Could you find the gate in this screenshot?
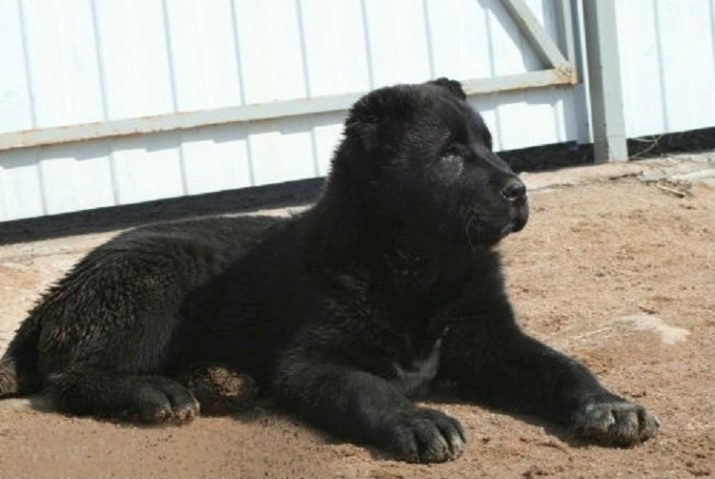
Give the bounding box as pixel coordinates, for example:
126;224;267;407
1;0;713;223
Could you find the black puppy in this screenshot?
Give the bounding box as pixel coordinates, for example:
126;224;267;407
0;79;658;463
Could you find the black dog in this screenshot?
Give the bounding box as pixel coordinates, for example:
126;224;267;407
0;79;658;462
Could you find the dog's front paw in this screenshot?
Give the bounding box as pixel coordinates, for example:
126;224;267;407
383;407;467;463
572;398;660;447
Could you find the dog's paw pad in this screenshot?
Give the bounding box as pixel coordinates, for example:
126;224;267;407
573;400;659;447
131;378;199;424
386;408;467;463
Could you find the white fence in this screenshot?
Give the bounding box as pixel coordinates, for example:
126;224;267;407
0;0;713;223
616;0;715;138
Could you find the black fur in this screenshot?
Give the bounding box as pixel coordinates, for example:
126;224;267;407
0;79;658;462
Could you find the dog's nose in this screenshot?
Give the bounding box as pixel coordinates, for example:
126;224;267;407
501;179;526;202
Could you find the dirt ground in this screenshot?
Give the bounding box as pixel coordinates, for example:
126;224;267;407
0;159;713;478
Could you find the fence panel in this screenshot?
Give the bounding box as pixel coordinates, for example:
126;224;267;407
3;0;712;223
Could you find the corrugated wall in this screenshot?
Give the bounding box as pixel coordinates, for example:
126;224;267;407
0;0;713;223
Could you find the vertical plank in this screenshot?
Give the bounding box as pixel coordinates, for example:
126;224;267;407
110;133;185;205
299;0;369;177
614;0;665;137
233;0;307;104
362;0;431;86
484;0;549;150
179;125;253;195
21;0;104;128
467;94;503;151
92;0;183;204
536;0;570;144
162;0;248;195
38;156;79;215
248;118;315;186
0;149;44;220
74;142;116;210
654;0;715;133
36;141;116;215
490;88;564;150
0;0;33;133
163;0;243;111
233;0;316;185
423;0;492;80
93;0;174;119
299;0;371;96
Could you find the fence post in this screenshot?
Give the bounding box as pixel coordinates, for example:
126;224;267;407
582;0;628;163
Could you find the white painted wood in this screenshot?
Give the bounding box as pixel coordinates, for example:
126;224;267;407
231;0;316;187
616;0;715;137
163;0;243;111
503;0;569;70
485;0;563;150
73;143;116;210
38;155;81;215
299;0;371;96
0;140;116;222
361;0;432;86
233;0;307;103
0;0;33;133
162;0;249;196
34;140;116;215
21;0;104;128
248;117;316;185
1;0;714;222
109;133;185;205
485;0;542;76
423;0;492;82
179;125;253;195
614;0;665;138
0;149;44;220
490;87;563;150
92;0;174;119
653;0;715;133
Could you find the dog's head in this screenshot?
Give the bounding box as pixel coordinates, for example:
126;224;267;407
334;78;528;249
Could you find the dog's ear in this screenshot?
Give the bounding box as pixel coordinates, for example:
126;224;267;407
345;86;416;150
427;77;466;100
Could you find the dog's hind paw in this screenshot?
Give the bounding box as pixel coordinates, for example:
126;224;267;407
176;364;258;415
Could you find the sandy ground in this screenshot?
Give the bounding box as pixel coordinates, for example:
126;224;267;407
0;156;713;478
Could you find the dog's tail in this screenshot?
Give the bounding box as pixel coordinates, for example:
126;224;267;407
0;312;42;398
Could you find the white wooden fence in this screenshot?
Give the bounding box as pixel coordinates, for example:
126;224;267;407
0;0;713;222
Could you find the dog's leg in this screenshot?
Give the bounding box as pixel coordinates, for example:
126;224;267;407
440;298;659;446
46;369;199;423
12;231;232;421
273;355;466;463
